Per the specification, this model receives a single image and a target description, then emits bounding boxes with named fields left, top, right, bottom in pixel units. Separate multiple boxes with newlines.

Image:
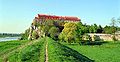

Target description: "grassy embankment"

left=63, top=41, right=120, bottom=62
left=47, top=37, right=94, bottom=62
left=0, top=40, right=28, bottom=56
left=0, top=38, right=46, bottom=62
left=0, top=37, right=120, bottom=62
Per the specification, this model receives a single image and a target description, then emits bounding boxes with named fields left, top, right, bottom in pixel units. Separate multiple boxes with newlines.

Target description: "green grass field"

left=7, top=38, right=46, bottom=62
left=0, top=38, right=46, bottom=62
left=0, top=37, right=120, bottom=62
left=0, top=40, right=28, bottom=55
left=63, top=41, right=120, bottom=62
left=48, top=37, right=93, bottom=62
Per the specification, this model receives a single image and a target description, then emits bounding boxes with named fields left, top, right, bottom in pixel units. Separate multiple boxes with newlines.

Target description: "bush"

left=59, top=22, right=78, bottom=43
left=82, top=34, right=91, bottom=41
left=112, top=35, right=118, bottom=41
left=32, top=30, right=39, bottom=39
left=49, top=27, right=59, bottom=40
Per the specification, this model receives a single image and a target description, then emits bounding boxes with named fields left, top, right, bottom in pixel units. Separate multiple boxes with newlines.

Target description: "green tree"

left=45, top=20, right=54, bottom=26
left=110, top=17, right=120, bottom=41
left=97, top=25, right=103, bottom=33
left=21, top=29, right=30, bottom=40
left=59, top=22, right=78, bottom=43
left=41, top=20, right=55, bottom=36
left=110, top=17, right=117, bottom=35
left=76, top=22, right=88, bottom=41
left=41, top=25, right=50, bottom=36
left=89, top=25, right=96, bottom=33
left=103, top=25, right=113, bottom=34
left=58, top=32, right=65, bottom=42
left=93, top=24, right=98, bottom=33
left=49, top=27, right=59, bottom=40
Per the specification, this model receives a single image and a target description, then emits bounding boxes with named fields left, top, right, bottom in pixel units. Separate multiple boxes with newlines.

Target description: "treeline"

left=58, top=22, right=120, bottom=43
left=21, top=18, right=120, bottom=43
left=0, top=33, right=21, bottom=37
left=76, top=23, right=120, bottom=34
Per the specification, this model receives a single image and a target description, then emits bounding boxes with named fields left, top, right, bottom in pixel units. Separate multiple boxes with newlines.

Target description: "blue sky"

left=0, top=0, right=120, bottom=33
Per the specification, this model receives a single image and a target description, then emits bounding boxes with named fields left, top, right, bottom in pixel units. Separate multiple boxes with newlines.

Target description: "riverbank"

left=0, top=37, right=21, bottom=42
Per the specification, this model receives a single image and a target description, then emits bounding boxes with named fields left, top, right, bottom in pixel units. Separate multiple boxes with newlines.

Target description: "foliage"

left=110, top=17, right=120, bottom=41
left=23, top=16, right=120, bottom=42
left=112, top=35, right=118, bottom=41
left=76, top=22, right=87, bottom=35
left=97, top=25, right=103, bottom=33
left=0, top=33, right=21, bottom=38
left=45, top=20, right=54, bottom=26
left=32, top=30, right=39, bottom=39
left=21, top=29, right=30, bottom=40
left=82, top=34, right=91, bottom=41
left=41, top=25, right=50, bottom=35
left=48, top=26, right=59, bottom=40
left=32, top=19, right=40, bottom=27
left=103, top=25, right=115, bottom=34
left=89, top=24, right=97, bottom=33
left=58, top=32, right=65, bottom=42
left=41, top=20, right=55, bottom=36
left=59, top=22, right=78, bottom=43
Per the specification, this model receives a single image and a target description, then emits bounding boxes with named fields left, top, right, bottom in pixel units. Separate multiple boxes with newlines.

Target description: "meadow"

left=0, top=40, right=28, bottom=56
left=48, top=37, right=94, bottom=62
left=63, top=41, right=120, bottom=62
left=0, top=37, right=120, bottom=62
left=7, top=38, right=46, bottom=62
left=0, top=38, right=46, bottom=62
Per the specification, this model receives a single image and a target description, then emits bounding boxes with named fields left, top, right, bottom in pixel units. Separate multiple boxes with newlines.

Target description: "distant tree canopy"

left=0, top=33, right=21, bottom=37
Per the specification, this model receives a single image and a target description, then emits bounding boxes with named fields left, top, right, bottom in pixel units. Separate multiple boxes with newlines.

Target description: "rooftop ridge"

left=35, top=14, right=81, bottom=22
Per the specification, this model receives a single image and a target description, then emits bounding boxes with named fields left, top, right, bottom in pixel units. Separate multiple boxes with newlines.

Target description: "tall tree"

left=110, top=17, right=118, bottom=41
left=97, top=25, right=103, bottom=33
left=110, top=17, right=117, bottom=33
left=59, top=22, right=78, bottom=43
left=76, top=22, right=88, bottom=41
left=89, top=25, right=96, bottom=33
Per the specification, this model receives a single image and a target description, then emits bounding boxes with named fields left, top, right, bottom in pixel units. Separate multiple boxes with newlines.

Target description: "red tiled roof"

left=35, top=14, right=80, bottom=22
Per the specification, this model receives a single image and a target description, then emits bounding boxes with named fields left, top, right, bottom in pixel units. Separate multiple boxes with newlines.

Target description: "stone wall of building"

left=88, top=33, right=120, bottom=41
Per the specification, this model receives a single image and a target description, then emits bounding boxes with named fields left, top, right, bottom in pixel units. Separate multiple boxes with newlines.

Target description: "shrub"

left=32, top=30, right=39, bottom=39
left=59, top=22, right=78, bottom=43
left=82, top=34, right=91, bottom=41
left=112, top=35, right=118, bottom=41
left=48, top=27, right=59, bottom=40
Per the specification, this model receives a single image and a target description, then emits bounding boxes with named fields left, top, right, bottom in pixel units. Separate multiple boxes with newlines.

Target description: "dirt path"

left=1, top=40, right=39, bottom=62
left=45, top=41, right=48, bottom=62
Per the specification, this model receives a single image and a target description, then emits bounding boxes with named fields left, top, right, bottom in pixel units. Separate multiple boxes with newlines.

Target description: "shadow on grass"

left=80, top=41, right=108, bottom=46
left=54, top=42, right=94, bottom=62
